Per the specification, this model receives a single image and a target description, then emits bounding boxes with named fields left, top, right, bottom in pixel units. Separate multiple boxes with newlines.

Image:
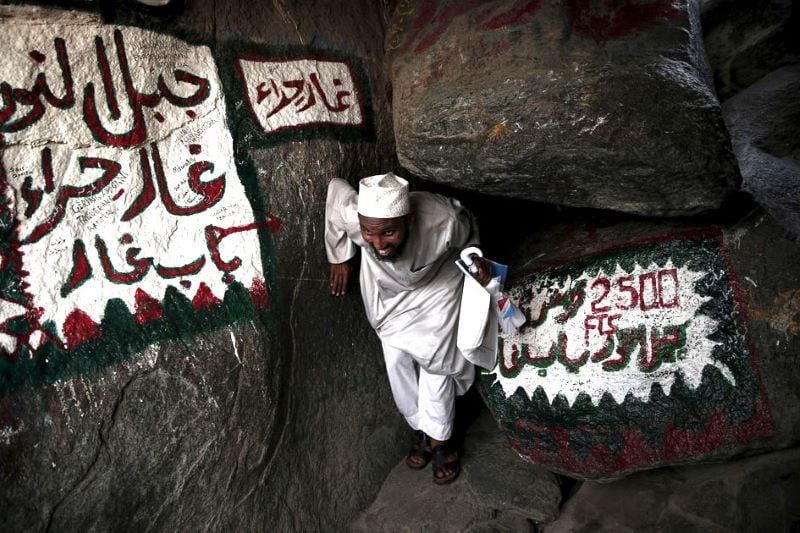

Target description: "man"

left=325, top=172, right=490, bottom=485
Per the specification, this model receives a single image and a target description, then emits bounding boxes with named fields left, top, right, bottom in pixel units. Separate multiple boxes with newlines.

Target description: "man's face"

left=358, top=214, right=412, bottom=261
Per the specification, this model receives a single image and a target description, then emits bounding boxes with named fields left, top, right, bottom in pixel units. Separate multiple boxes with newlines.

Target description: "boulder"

left=479, top=209, right=800, bottom=480
left=388, top=0, right=740, bottom=216
left=547, top=446, right=800, bottom=531
left=723, top=64, right=800, bottom=238
left=0, top=2, right=403, bottom=531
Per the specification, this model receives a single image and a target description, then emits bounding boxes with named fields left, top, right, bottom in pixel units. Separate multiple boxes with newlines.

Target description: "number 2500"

left=590, top=268, right=680, bottom=313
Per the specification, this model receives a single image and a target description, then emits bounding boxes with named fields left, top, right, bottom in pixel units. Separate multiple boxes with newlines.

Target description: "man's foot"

left=431, top=441, right=460, bottom=485
left=406, top=430, right=432, bottom=470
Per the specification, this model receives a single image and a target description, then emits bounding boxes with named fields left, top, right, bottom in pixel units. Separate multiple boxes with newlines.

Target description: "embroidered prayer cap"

left=357, top=172, right=410, bottom=218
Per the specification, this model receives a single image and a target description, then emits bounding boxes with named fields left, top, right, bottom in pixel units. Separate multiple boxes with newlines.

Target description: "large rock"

left=480, top=209, right=800, bottom=480
left=547, top=446, right=800, bottom=531
left=1, top=2, right=404, bottom=530
left=723, top=64, right=800, bottom=238
left=388, top=0, right=740, bottom=216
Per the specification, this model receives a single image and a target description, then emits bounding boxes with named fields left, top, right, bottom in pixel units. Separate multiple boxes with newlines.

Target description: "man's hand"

left=330, top=261, right=352, bottom=296
left=471, top=256, right=492, bottom=286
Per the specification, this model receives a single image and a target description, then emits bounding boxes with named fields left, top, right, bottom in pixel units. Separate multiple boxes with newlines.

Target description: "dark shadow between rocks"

left=406, top=174, right=767, bottom=270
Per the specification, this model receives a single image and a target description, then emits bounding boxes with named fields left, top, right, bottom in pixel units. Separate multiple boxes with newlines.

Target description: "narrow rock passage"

left=352, top=392, right=562, bottom=532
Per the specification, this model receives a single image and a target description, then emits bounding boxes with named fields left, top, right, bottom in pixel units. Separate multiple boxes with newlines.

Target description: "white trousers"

left=381, top=342, right=474, bottom=441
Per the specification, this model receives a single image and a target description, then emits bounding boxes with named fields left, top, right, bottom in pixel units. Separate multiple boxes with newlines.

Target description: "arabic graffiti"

left=494, top=254, right=735, bottom=406
left=503, top=268, right=688, bottom=376
left=236, top=56, right=365, bottom=134
left=83, top=30, right=211, bottom=148
left=0, top=19, right=269, bottom=367
left=480, top=233, right=772, bottom=478
left=502, top=320, right=689, bottom=376
left=1, top=30, right=210, bottom=145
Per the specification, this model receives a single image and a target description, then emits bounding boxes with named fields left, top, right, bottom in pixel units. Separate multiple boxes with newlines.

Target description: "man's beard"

left=368, top=235, right=408, bottom=262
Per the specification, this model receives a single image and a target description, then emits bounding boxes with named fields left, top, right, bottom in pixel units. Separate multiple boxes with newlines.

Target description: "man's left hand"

left=471, top=256, right=492, bottom=286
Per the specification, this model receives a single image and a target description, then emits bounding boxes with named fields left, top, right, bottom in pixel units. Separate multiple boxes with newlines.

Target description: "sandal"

left=406, top=430, right=432, bottom=470
left=431, top=442, right=460, bottom=485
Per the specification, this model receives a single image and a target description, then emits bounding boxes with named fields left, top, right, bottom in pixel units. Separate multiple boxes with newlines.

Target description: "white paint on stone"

left=29, top=330, right=46, bottom=350
left=494, top=261, right=735, bottom=405
left=237, top=57, right=364, bottom=133
left=229, top=329, right=241, bottom=364
left=0, top=9, right=264, bottom=349
left=579, top=114, right=609, bottom=135
left=0, top=298, right=27, bottom=326
left=139, top=344, right=160, bottom=369
left=725, top=227, right=749, bottom=249
left=0, top=422, right=25, bottom=445
left=0, top=332, right=16, bottom=353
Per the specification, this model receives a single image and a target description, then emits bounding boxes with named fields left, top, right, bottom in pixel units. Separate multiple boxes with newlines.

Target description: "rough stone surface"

left=723, top=64, right=800, bottom=238
left=547, top=446, right=800, bottom=532
left=700, top=0, right=800, bottom=100
left=463, top=407, right=561, bottom=522
left=2, top=0, right=798, bottom=530
left=1, top=1, right=406, bottom=531
left=388, top=0, right=740, bottom=216
left=480, top=208, right=800, bottom=480
left=351, top=460, right=495, bottom=533
left=351, top=408, right=561, bottom=532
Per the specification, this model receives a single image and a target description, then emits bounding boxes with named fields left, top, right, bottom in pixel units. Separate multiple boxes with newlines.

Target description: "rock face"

left=479, top=210, right=800, bottom=480
left=388, top=0, right=740, bottom=216
left=701, top=0, right=800, bottom=100
left=722, top=64, right=800, bottom=238
left=1, top=0, right=797, bottom=529
left=1, top=2, right=404, bottom=531
left=547, top=446, right=800, bottom=532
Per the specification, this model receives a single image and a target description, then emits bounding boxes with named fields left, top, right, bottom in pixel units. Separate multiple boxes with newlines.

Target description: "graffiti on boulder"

left=236, top=55, right=365, bottom=135
left=497, top=261, right=729, bottom=404
left=0, top=11, right=270, bottom=393
left=481, top=231, right=774, bottom=478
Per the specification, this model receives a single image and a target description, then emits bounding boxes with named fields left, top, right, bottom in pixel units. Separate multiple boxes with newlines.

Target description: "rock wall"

left=388, top=0, right=741, bottom=216
left=380, top=0, right=800, bottom=485
left=701, top=0, right=799, bottom=100
left=722, top=64, right=800, bottom=238
left=547, top=446, right=800, bottom=531
left=480, top=211, right=799, bottom=480
left=0, top=1, right=403, bottom=530
left=2, top=0, right=798, bottom=529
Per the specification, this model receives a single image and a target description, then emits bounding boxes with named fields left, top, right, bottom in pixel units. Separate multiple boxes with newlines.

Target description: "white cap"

left=357, top=172, right=410, bottom=218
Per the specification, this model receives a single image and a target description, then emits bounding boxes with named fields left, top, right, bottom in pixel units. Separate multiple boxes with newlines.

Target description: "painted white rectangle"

left=237, top=56, right=364, bottom=133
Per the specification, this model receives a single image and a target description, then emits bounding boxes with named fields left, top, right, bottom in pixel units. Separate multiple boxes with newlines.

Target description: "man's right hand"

left=330, top=261, right=352, bottom=296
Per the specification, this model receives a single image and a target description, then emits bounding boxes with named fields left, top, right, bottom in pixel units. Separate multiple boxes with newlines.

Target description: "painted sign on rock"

left=0, top=11, right=267, bottom=393
left=236, top=56, right=365, bottom=134
left=480, top=231, right=773, bottom=479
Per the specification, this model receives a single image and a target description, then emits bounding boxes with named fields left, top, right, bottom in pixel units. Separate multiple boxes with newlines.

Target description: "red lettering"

left=658, top=268, right=679, bottom=308
left=638, top=272, right=659, bottom=311
left=590, top=277, right=611, bottom=313
left=617, top=275, right=637, bottom=310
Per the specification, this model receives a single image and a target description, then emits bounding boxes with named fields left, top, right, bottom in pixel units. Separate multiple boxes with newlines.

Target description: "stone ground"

left=353, top=395, right=800, bottom=532
left=351, top=402, right=562, bottom=533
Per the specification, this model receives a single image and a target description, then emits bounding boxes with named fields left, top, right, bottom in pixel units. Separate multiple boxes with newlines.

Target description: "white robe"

left=324, top=178, right=479, bottom=376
